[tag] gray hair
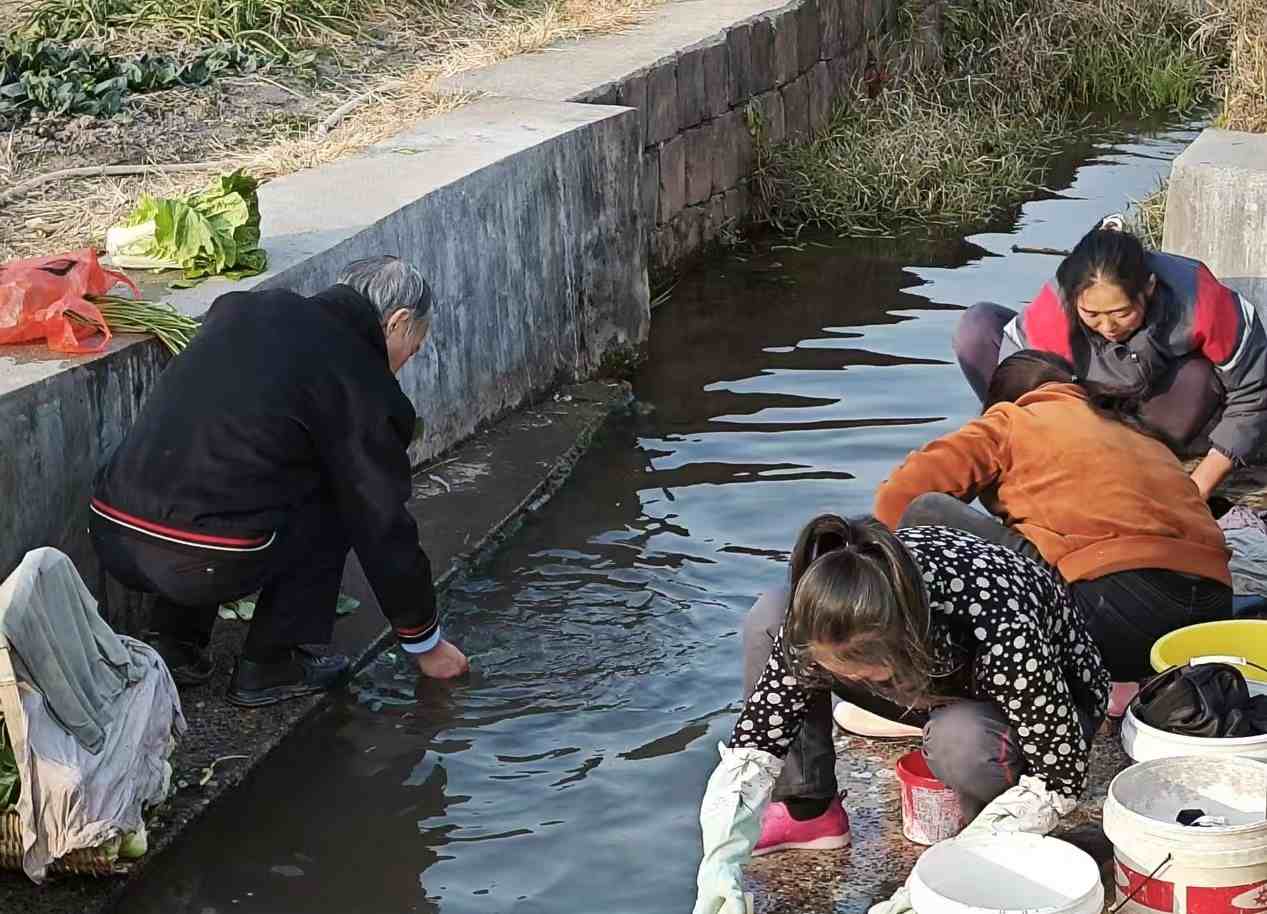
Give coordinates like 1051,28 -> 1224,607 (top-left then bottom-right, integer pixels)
336,256 -> 433,324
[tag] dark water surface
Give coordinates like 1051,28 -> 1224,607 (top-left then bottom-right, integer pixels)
117,118 -> 1199,914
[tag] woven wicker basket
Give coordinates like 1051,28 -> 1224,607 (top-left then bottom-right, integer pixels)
0,636 -> 130,877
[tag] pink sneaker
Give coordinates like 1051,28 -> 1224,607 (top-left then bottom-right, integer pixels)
753,797 -> 852,856
1108,681 -> 1141,719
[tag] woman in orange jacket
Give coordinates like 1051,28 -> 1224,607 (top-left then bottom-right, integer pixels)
873,349 -> 1231,683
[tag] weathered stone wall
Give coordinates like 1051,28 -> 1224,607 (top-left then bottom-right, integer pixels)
0,0 -> 905,591
0,98 -> 646,586
443,0 -> 903,275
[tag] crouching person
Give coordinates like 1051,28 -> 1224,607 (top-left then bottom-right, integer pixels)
90,256 -> 469,708
693,515 -> 1109,914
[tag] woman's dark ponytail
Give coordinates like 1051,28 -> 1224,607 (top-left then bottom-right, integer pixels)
985,349 -> 1172,447
784,514 -> 933,703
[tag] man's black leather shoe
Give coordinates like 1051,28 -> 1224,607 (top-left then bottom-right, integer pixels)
226,646 -> 350,708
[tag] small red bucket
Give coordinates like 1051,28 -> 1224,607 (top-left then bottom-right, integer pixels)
896,750 -> 963,845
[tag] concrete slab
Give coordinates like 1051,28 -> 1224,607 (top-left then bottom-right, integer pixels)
685,121 -> 717,206
439,0 -> 792,103
647,58 -> 681,143
782,72 -> 811,142
0,381 -> 632,914
1164,128 -> 1267,304
677,42 -> 707,129
701,37 -> 731,119
659,133 -> 687,223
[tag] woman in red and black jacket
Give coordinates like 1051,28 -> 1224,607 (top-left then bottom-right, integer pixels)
954,216 -> 1267,499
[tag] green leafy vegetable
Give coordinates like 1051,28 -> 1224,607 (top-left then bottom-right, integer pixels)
0,720 -> 20,811
107,170 -> 267,282
0,36 -> 269,119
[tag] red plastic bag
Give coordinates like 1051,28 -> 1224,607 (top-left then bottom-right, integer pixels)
0,249 -> 137,354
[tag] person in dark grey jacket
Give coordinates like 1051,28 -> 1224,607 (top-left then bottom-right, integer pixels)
954,216 -> 1267,499
90,256 -> 469,707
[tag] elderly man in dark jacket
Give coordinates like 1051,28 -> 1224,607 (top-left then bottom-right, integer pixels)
90,256 -> 468,707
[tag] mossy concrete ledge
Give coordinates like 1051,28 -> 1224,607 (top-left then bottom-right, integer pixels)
0,95 -> 649,597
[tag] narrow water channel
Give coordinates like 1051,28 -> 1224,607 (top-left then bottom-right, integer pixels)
117,116 -> 1201,914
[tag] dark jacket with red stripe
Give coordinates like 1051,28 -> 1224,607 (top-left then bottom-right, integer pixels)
94,284 -> 437,650
1000,251 -> 1267,463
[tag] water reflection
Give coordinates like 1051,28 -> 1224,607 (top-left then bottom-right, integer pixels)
115,117 -> 1200,914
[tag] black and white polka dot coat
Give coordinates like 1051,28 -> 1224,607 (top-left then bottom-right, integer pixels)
729,526 -> 1112,799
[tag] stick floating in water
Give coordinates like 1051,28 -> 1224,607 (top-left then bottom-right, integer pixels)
1011,244 -> 1072,257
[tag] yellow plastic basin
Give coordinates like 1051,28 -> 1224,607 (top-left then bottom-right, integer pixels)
1150,619 -> 1267,684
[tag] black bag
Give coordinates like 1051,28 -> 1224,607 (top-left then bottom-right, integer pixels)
1133,663 -> 1267,738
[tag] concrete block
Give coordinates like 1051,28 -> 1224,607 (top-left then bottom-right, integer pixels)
830,47 -> 863,98
1164,128 -> 1267,304
750,15 -> 777,94
677,45 -> 707,130
798,0 -> 821,72
772,10 -> 800,86
809,60 -> 834,132
726,21 -> 753,105
863,0 -> 884,38
641,147 -> 661,229
676,205 -> 706,261
723,182 -> 753,225
819,0 -> 845,58
658,133 -> 686,224
782,72 -> 811,143
684,122 -> 716,207
702,39 -> 731,119
714,109 -> 756,191
616,71 -> 650,148
842,0 -> 865,52
647,59 -> 680,144
705,192 -> 730,243
753,89 -> 787,147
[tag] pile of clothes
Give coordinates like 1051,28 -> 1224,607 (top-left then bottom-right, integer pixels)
0,548 -> 185,882
1133,661 -> 1267,738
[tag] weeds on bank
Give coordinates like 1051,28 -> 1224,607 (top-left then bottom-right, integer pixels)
1127,179 -> 1169,250
1205,0 -> 1267,133
754,0 -> 1240,236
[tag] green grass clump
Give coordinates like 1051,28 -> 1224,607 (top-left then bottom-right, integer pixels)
22,0 -> 373,56
754,0 -> 1231,236
755,86 -> 1076,235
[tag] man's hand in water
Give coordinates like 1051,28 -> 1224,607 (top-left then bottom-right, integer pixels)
415,639 -> 470,679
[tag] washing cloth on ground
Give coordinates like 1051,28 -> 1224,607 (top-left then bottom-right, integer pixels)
0,548 -> 185,882
1219,505 -> 1267,537
1218,508 -> 1267,598
0,548 -> 140,753
1132,663 -> 1267,738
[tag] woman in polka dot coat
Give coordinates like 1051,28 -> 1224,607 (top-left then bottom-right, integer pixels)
693,514 -> 1111,914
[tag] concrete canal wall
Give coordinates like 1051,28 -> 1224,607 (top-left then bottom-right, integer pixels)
444,0 -> 902,275
1164,128 -> 1267,305
0,0 -> 902,609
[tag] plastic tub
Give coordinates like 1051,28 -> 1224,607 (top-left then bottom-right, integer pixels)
1103,756 -> 1267,914
1150,621 -> 1267,685
896,750 -> 962,845
1120,706 -> 1267,763
910,832 -> 1104,914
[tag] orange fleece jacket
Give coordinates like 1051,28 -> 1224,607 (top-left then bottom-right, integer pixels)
873,383 -> 1231,584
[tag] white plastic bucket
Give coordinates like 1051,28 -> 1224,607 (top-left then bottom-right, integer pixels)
1121,706 -> 1267,763
1103,756 -> 1267,914
910,833 -> 1103,914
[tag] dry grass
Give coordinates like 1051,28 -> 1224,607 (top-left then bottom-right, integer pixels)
1,0 -> 660,260
1204,0 -> 1267,133
1127,178 -> 1169,250
754,0 -> 1246,236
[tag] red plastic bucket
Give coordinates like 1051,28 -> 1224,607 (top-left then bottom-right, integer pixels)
896,750 -> 963,845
